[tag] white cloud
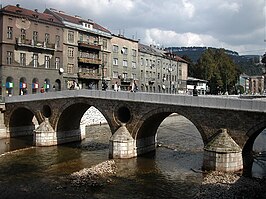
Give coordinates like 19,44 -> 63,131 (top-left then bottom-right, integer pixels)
144,28 -> 222,47
182,0 -> 195,18
218,1 -> 241,13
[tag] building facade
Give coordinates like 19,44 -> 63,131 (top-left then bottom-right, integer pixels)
0,4 -> 64,97
0,4 -> 188,97
138,44 -> 188,94
239,74 -> 265,94
44,8 -> 112,90
110,34 -> 139,91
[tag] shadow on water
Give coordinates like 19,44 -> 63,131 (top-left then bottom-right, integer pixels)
0,136 -> 33,155
195,174 -> 266,199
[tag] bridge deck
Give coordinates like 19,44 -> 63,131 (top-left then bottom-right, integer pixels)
4,90 -> 266,113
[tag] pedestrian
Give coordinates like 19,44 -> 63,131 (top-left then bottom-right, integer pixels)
40,87 -> 45,93
114,82 -> 118,91
131,80 -> 138,92
193,85 -> 198,96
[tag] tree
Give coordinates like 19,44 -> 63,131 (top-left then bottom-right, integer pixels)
195,48 -> 239,94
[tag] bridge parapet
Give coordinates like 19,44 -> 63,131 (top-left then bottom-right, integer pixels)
5,90 -> 266,113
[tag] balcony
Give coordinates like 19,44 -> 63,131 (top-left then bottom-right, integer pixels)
78,57 -> 101,65
121,78 -> 132,83
78,72 -> 101,80
78,41 -> 101,51
148,78 -> 156,84
15,37 -> 56,52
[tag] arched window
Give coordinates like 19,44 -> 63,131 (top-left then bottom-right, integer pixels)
32,78 -> 39,94
6,76 -> 14,96
19,77 -> 27,95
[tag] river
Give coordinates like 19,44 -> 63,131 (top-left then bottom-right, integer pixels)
0,114 -> 264,198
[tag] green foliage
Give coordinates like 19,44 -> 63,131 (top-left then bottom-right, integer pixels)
193,48 -> 239,94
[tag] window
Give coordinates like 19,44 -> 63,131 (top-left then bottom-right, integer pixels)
132,73 -> 136,80
123,60 -> 128,67
7,26 -> 13,39
141,70 -> 143,79
68,31 -> 74,43
102,39 -> 107,50
33,54 -> 38,67
7,51 -> 12,65
33,31 -> 38,45
146,59 -> 148,67
158,73 -> 160,79
67,64 -> 74,73
45,33 -> 50,44
45,56 -> 50,68
132,49 -> 136,57
20,53 -> 26,66
55,57 -> 60,69
132,61 -> 136,68
68,47 -> 74,57
122,73 -> 127,79
113,58 -> 118,66
113,45 -> 118,53
21,29 -> 26,41
113,71 -> 118,78
141,58 -> 144,66
122,47 -> 128,54
55,35 -> 60,47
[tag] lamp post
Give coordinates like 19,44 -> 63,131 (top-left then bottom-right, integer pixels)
168,67 -> 173,94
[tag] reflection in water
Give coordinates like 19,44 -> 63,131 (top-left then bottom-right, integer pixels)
252,129 -> 266,178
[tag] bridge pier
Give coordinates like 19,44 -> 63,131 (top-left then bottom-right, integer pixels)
109,124 -> 136,158
203,128 -> 243,172
34,118 -> 57,146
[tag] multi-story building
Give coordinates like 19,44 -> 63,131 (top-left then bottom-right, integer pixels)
0,4 -> 188,96
138,44 -> 188,93
44,8 -> 112,90
110,34 -> 138,91
0,4 -> 64,96
239,74 -> 264,94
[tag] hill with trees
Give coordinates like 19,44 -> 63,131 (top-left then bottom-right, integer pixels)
166,46 -> 264,76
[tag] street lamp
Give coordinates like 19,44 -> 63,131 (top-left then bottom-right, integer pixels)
168,67 -> 173,94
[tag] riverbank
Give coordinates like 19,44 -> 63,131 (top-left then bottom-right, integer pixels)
69,159 -> 266,199
194,171 -> 266,199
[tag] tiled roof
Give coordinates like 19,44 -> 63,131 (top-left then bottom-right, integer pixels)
138,43 -> 163,56
47,9 -> 111,34
1,5 -> 62,25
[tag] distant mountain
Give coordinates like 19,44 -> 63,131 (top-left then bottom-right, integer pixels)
165,46 -> 264,76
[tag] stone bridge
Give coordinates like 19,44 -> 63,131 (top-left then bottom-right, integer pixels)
3,90 -> 266,176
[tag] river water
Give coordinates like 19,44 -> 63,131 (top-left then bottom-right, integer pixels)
0,115 -> 264,199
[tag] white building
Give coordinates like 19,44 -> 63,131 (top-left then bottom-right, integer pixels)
187,77 -> 208,95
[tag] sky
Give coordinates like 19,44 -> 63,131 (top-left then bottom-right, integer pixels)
1,0 -> 266,55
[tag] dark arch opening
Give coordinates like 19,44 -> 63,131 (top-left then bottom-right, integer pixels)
117,106 -> 131,123
43,105 -> 52,118
8,107 -> 35,149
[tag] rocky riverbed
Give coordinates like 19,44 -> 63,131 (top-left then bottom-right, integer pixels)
194,171 -> 266,199
69,157 -> 266,198
70,160 -> 116,187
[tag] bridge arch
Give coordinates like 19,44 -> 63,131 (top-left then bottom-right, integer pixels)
132,107 -> 207,144
242,122 -> 266,177
54,100 -> 115,144
8,106 -> 36,137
